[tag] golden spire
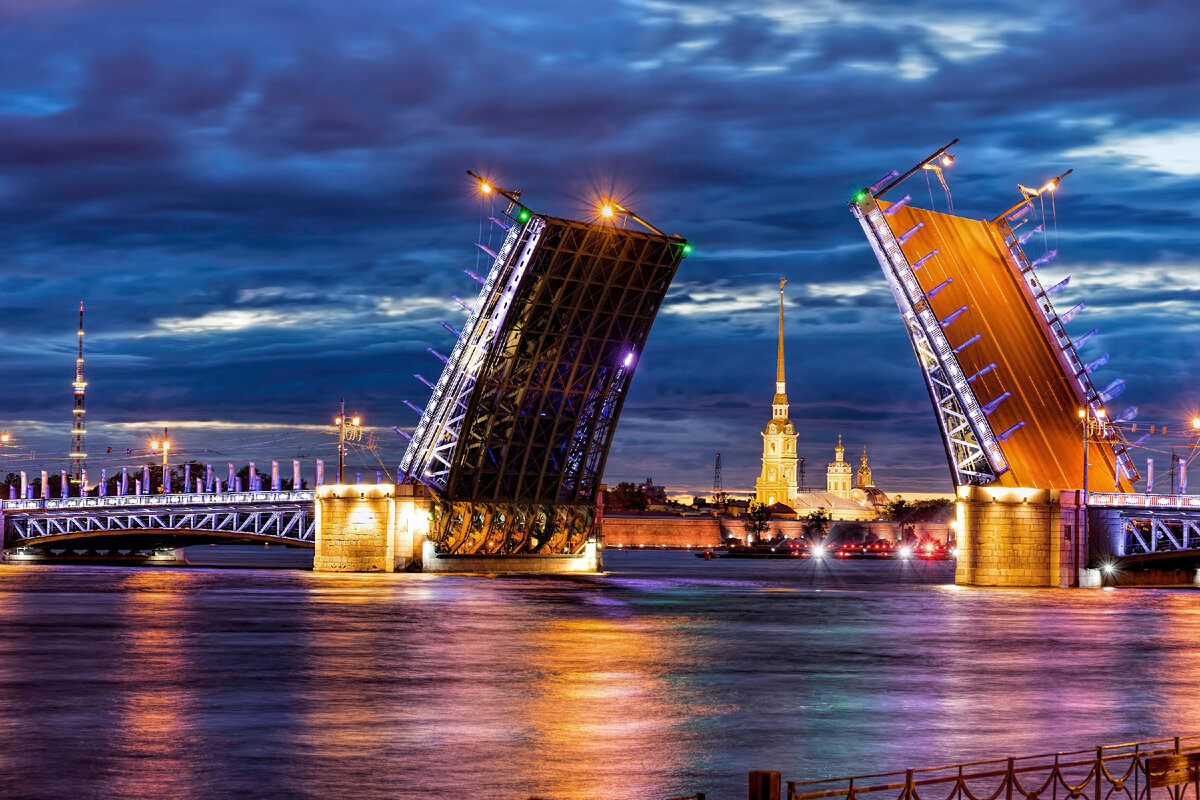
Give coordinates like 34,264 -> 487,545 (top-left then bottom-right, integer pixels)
773,276 -> 788,409
777,277 -> 787,385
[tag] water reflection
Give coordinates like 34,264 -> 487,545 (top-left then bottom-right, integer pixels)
0,551 -> 1196,800
107,570 -> 199,800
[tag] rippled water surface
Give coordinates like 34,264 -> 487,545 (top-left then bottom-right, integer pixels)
1,548 -> 1198,800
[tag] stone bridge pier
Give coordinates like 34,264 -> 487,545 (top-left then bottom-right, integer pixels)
954,486 -> 1074,587
955,486 -> 1200,587
313,483 -> 432,572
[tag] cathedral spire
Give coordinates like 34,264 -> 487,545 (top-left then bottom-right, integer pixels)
774,276 -> 787,406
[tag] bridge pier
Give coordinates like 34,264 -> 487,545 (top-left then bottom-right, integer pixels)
955,486 -> 1070,587
313,483 -> 431,573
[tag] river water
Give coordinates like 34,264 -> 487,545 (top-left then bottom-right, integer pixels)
0,548 -> 1197,800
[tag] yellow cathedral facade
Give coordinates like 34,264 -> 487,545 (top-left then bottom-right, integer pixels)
753,279 -> 889,520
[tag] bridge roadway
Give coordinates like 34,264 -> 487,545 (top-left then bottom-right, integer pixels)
6,485 -> 1200,573
1,490 -> 316,552
883,201 -> 1127,493
1088,491 -> 1200,570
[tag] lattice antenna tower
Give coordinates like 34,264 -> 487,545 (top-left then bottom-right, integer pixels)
70,301 -> 87,484
712,452 -> 724,504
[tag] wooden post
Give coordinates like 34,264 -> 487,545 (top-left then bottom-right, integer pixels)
750,771 -> 781,800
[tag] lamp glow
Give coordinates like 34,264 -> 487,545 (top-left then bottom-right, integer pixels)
942,154 -> 954,167
1191,416 -> 1200,430
351,416 -> 361,426
600,204 -> 614,219
0,431 -> 9,443
480,182 -> 492,194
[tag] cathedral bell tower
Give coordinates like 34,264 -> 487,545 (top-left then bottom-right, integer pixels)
826,435 -> 853,499
754,278 -> 798,507
856,446 -> 873,488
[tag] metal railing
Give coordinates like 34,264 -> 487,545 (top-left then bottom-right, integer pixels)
1090,493 -> 1200,511
1,490 -> 316,512
786,736 -> 1200,800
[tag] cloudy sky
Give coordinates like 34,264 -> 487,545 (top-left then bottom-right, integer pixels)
0,0 -> 1197,495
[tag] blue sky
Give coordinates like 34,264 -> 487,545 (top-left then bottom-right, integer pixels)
0,0 -> 1197,495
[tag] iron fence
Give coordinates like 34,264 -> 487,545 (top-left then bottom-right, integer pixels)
787,736 -> 1200,800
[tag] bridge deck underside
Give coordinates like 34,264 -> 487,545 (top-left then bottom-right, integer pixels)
884,202 -> 1126,492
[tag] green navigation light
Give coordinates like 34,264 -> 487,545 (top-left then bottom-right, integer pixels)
853,190 -> 867,203
682,244 -> 693,255
518,209 -> 531,222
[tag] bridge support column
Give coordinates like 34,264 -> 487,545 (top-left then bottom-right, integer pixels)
314,484 -> 432,572
955,486 -> 1060,587
393,483 -> 432,572
314,485 -> 396,572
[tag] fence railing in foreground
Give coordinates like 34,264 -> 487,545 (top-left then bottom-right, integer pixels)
748,736 -> 1200,800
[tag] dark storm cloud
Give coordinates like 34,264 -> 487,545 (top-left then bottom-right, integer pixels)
0,0 -> 1196,492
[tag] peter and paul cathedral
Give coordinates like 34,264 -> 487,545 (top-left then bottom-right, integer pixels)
754,278 -> 798,507
751,278 -> 890,520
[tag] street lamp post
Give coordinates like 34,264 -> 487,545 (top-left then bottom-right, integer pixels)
1077,406 -> 1106,584
150,427 -> 170,493
334,400 -> 362,484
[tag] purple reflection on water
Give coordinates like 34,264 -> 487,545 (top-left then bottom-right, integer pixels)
0,549 -> 1197,800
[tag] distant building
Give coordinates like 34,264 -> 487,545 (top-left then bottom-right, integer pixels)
826,435 -> 853,498
750,280 -> 890,522
638,477 -> 668,504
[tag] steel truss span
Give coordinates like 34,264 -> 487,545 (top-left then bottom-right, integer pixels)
2,491 -> 316,549
402,205 -> 687,555
851,169 -> 1134,491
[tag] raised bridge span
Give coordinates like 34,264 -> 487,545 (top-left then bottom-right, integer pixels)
851,142 -> 1193,586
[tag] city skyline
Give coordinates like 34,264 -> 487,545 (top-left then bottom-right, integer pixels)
0,1 -> 1197,494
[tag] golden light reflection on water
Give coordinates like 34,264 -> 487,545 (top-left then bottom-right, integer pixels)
106,570 -> 198,800
290,574 -> 714,800
515,617 -> 699,800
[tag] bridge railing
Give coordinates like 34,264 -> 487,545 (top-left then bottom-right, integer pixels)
1090,493 -> 1200,511
2,490 -> 316,513
786,736 -> 1200,800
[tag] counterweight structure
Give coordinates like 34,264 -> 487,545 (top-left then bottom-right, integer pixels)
401,192 -> 688,556
70,302 -> 86,485
850,148 -> 1136,491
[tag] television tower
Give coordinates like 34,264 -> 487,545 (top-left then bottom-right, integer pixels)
70,302 -> 87,485
712,452 -> 724,504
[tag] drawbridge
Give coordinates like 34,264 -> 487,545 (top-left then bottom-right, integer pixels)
400,178 -> 689,558
850,141 -> 1136,493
